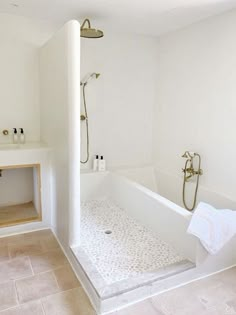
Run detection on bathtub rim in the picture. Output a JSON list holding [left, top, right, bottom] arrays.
[[81, 170, 193, 220], [111, 171, 193, 219]]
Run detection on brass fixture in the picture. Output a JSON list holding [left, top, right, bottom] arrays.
[[80, 115, 87, 121], [182, 151, 203, 211], [80, 73, 100, 86], [80, 18, 104, 39], [2, 130, 9, 136]]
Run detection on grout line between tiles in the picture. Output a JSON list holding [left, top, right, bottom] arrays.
[[28, 254, 35, 276], [0, 305, 18, 313], [13, 264, 72, 284], [34, 262, 70, 275], [40, 299, 47, 315], [6, 244, 10, 262], [13, 279, 20, 306], [51, 267, 61, 291], [41, 287, 82, 302]]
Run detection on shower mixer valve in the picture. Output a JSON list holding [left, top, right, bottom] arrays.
[[181, 151, 203, 211], [182, 166, 203, 181], [182, 151, 203, 181]]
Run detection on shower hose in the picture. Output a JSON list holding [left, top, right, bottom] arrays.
[[80, 83, 89, 164], [182, 154, 201, 211]]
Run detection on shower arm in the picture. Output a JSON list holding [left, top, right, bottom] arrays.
[[81, 19, 91, 30]]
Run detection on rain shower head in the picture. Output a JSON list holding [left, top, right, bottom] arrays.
[[80, 18, 104, 39], [80, 73, 100, 86]]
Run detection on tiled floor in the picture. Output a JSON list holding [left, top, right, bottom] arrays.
[[1, 229, 236, 315], [112, 267, 236, 315], [0, 229, 95, 315]]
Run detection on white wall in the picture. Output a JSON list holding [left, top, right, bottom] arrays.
[[40, 21, 80, 247], [154, 9, 236, 201], [80, 32, 157, 170], [0, 14, 56, 144], [0, 168, 33, 207]]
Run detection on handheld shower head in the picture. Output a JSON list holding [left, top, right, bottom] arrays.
[[182, 151, 196, 159], [182, 151, 189, 158], [80, 73, 100, 86]]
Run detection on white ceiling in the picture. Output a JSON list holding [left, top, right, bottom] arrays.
[[0, 0, 236, 36]]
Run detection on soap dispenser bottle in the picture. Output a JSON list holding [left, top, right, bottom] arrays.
[[93, 155, 99, 171], [19, 128, 25, 144], [98, 156, 106, 172], [13, 128, 18, 144]]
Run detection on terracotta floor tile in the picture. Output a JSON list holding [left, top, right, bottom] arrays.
[[225, 298, 236, 314], [0, 245, 10, 263], [201, 303, 236, 315], [152, 282, 206, 315], [54, 265, 81, 291], [197, 282, 236, 310], [29, 248, 68, 274], [214, 267, 236, 293], [0, 257, 32, 284], [0, 234, 25, 247], [42, 287, 96, 315], [0, 281, 18, 311], [9, 241, 44, 259], [40, 235, 60, 252], [23, 229, 53, 242], [15, 271, 59, 304], [20, 300, 44, 315], [0, 300, 44, 315]]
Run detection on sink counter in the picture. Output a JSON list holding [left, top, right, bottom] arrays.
[[0, 142, 49, 151], [0, 142, 51, 167], [0, 142, 52, 236]]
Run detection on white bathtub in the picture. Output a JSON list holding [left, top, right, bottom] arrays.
[[116, 166, 236, 210], [77, 168, 236, 314]]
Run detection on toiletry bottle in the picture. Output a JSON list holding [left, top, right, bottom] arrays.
[[19, 128, 25, 144], [98, 156, 106, 172], [93, 155, 99, 171], [13, 128, 18, 144]]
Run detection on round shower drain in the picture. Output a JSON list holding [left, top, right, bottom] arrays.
[[105, 230, 112, 235]]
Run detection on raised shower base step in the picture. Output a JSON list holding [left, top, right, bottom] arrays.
[[72, 246, 195, 300], [71, 198, 195, 313]]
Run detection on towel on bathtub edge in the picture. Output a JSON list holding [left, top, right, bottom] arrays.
[[187, 202, 236, 255]]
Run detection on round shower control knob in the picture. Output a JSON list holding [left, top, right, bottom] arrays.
[[2, 129, 9, 135]]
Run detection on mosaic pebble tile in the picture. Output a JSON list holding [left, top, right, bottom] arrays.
[[81, 198, 185, 284]]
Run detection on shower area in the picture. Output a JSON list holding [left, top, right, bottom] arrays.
[[77, 17, 236, 314]]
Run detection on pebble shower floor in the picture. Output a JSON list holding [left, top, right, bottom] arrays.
[[81, 198, 185, 285]]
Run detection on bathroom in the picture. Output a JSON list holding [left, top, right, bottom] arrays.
[[0, 1, 236, 314]]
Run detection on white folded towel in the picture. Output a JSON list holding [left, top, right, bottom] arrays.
[[187, 202, 236, 255]]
